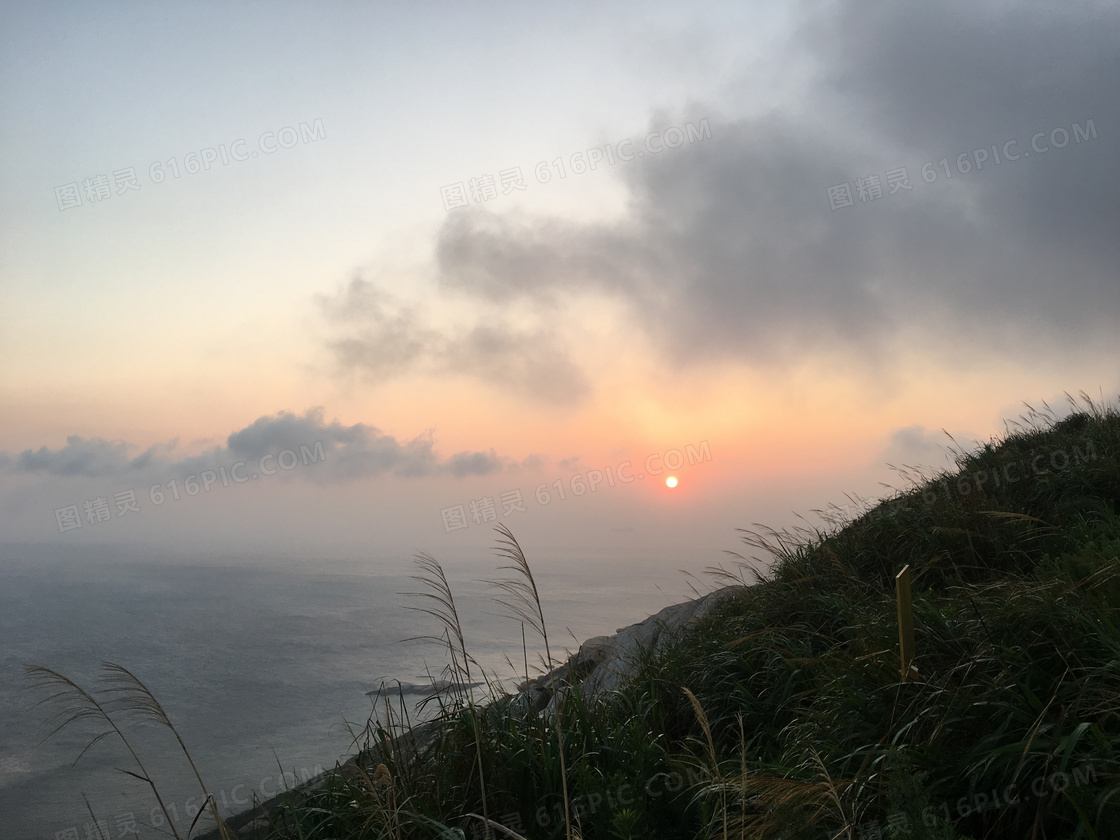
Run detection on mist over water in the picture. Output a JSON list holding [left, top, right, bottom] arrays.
[[0, 543, 693, 839]]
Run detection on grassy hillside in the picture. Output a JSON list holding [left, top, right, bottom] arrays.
[[238, 397, 1119, 840], [35, 396, 1120, 839]]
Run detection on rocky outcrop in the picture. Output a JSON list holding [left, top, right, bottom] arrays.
[[196, 585, 747, 838], [510, 585, 747, 714]]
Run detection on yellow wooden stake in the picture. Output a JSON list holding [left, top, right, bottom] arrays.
[[896, 564, 916, 681]]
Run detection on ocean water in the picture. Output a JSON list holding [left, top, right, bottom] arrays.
[[0, 544, 694, 839]]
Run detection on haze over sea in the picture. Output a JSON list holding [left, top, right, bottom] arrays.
[[0, 543, 692, 840], [3, 1, 1119, 838]]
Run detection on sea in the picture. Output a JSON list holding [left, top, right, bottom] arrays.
[[0, 543, 703, 839]]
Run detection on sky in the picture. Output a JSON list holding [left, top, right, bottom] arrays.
[[1, 0, 1117, 570]]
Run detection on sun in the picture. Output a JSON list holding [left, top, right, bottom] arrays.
[[665, 476, 678, 488]]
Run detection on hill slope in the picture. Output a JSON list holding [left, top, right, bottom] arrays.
[[204, 397, 1120, 839]]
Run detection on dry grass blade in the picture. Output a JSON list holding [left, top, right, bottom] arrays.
[[97, 662, 236, 840], [719, 550, 770, 585], [403, 553, 468, 646], [404, 551, 492, 837], [683, 687, 717, 768], [808, 748, 854, 838], [727, 772, 853, 838], [82, 793, 109, 840], [23, 664, 184, 840], [683, 687, 727, 840], [24, 666, 117, 763], [98, 661, 177, 727], [488, 524, 574, 840], [489, 524, 548, 643], [402, 555, 489, 683]]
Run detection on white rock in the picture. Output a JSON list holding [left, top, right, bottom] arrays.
[[518, 585, 747, 715]]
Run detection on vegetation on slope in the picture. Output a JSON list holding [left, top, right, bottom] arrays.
[[33, 395, 1120, 840]]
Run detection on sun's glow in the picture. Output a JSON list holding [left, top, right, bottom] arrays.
[[666, 476, 678, 488]]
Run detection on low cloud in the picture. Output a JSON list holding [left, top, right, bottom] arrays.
[[3, 409, 509, 483], [4, 436, 162, 478]]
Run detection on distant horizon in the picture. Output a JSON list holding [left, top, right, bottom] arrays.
[[2, 394, 1112, 569], [4, 2, 1119, 565], [2, 12, 1118, 836]]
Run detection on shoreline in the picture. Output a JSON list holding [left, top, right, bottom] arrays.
[[196, 584, 746, 838]]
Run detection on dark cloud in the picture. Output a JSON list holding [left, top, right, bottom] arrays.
[[446, 449, 503, 478], [807, 1, 1120, 309], [322, 279, 436, 380], [426, 1, 1118, 375], [320, 277, 590, 405], [3, 410, 507, 482], [220, 409, 443, 480], [9, 436, 161, 477]]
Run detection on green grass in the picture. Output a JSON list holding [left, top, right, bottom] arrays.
[[29, 394, 1120, 839]]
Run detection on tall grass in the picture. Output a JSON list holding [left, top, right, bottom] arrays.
[[405, 551, 494, 838], [30, 393, 1120, 839], [490, 523, 575, 840], [24, 662, 236, 840]]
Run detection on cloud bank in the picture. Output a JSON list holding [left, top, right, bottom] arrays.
[[323, 0, 1118, 400], [2, 409, 505, 482]]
